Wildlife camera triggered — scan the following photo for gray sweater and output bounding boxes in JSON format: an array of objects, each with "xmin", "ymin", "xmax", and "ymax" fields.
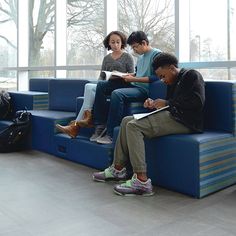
[{"xmin": 99, "ymin": 52, "xmax": 134, "ymax": 80}]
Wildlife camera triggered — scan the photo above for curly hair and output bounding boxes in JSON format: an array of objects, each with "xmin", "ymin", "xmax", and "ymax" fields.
[{"xmin": 103, "ymin": 31, "xmax": 127, "ymax": 50}]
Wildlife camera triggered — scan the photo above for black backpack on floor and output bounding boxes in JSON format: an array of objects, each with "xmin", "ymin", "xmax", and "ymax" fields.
[{"xmin": 0, "ymin": 110, "xmax": 32, "ymax": 152}]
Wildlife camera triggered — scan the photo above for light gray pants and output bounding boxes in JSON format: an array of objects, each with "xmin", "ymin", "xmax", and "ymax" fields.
[
  {"xmin": 75, "ymin": 83, "xmax": 97, "ymax": 121},
  {"xmin": 113, "ymin": 111, "xmax": 191, "ymax": 173}
]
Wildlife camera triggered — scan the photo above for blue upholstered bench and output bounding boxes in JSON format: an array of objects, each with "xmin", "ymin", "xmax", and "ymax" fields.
[
  {"xmin": 29, "ymin": 78, "xmax": 51, "ymax": 92},
  {"xmin": 9, "ymin": 78, "xmax": 51, "ymax": 112},
  {"xmin": 111, "ymin": 80, "xmax": 236, "ymax": 198},
  {"xmin": 53, "ymin": 79, "xmax": 236, "ymax": 198},
  {"xmin": 137, "ymin": 80, "xmax": 236, "ymax": 198},
  {"xmin": 0, "ymin": 120, "xmax": 14, "ymax": 131},
  {"xmin": 27, "ymin": 79, "xmax": 90, "ymax": 154},
  {"xmin": 0, "ymin": 78, "xmax": 50, "ymax": 132},
  {"xmin": 8, "ymin": 78, "xmax": 236, "ymax": 198},
  {"xmin": 54, "ymin": 83, "xmax": 150, "ymax": 170}
]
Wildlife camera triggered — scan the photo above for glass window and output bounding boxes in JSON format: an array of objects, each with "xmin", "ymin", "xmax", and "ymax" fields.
[
  {"xmin": 29, "ymin": 71, "xmax": 54, "ymax": 78},
  {"xmin": 180, "ymin": 0, "xmax": 236, "ymax": 63},
  {"xmin": 118, "ymin": 0, "xmax": 175, "ymax": 53},
  {"xmin": 230, "ymin": 0, "xmax": 236, "ymax": 60},
  {"xmin": 198, "ymin": 68, "xmax": 229, "ymax": 80},
  {"xmin": 0, "ymin": 71, "xmax": 17, "ymax": 91},
  {"xmin": 0, "ymin": 0, "xmax": 17, "ymax": 67},
  {"xmin": 29, "ymin": 0, "xmax": 55, "ymax": 66},
  {"xmin": 67, "ymin": 70, "xmax": 99, "ymax": 80},
  {"xmin": 230, "ymin": 68, "xmax": 236, "ymax": 80},
  {"xmin": 67, "ymin": 0, "xmax": 105, "ymax": 65},
  {"xmin": 190, "ymin": 0, "xmax": 227, "ymax": 62}
]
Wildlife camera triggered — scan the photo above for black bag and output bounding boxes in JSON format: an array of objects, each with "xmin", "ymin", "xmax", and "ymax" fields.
[
  {"xmin": 0, "ymin": 110, "xmax": 32, "ymax": 152},
  {"xmin": 0, "ymin": 90, "xmax": 13, "ymax": 119}
]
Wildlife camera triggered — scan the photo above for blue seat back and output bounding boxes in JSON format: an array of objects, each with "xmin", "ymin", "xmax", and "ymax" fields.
[
  {"xmin": 149, "ymin": 80, "xmax": 167, "ymax": 99},
  {"xmin": 204, "ymin": 81, "xmax": 236, "ymax": 134},
  {"xmin": 148, "ymin": 80, "xmax": 236, "ymax": 134},
  {"xmin": 29, "ymin": 78, "xmax": 51, "ymax": 92},
  {"xmin": 49, "ymin": 79, "xmax": 90, "ymax": 112}
]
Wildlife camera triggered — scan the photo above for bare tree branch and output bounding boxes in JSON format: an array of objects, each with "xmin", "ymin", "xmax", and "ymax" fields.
[
  {"xmin": 0, "ymin": 18, "xmax": 12, "ymax": 23},
  {"xmin": 0, "ymin": 7, "xmax": 10, "ymax": 16},
  {"xmin": 119, "ymin": 0, "xmax": 174, "ymax": 52},
  {"xmin": 0, "ymin": 35, "xmax": 16, "ymax": 49},
  {"xmin": 0, "ymin": 0, "xmax": 174, "ymax": 66}
]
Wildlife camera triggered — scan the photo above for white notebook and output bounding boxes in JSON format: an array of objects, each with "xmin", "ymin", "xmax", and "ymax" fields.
[
  {"xmin": 133, "ymin": 105, "xmax": 169, "ymax": 120},
  {"xmin": 101, "ymin": 71, "xmax": 129, "ymax": 80}
]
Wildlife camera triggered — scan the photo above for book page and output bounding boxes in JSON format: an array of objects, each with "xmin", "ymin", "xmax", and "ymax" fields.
[
  {"xmin": 133, "ymin": 105, "xmax": 169, "ymax": 120},
  {"xmin": 111, "ymin": 71, "xmax": 129, "ymax": 78},
  {"xmin": 101, "ymin": 71, "xmax": 113, "ymax": 80},
  {"xmin": 101, "ymin": 71, "xmax": 129, "ymax": 80}
]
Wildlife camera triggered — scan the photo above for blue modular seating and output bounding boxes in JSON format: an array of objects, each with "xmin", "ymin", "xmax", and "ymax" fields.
[
  {"xmin": 28, "ymin": 79, "xmax": 90, "ymax": 154},
  {"xmin": 1, "ymin": 78, "xmax": 236, "ymax": 198},
  {"xmin": 0, "ymin": 120, "xmax": 14, "ymax": 130},
  {"xmin": 0, "ymin": 78, "xmax": 51, "ymax": 133},
  {"xmin": 9, "ymin": 78, "xmax": 51, "ymax": 112},
  {"xmin": 143, "ymin": 80, "xmax": 236, "ymax": 198},
  {"xmin": 29, "ymin": 78, "xmax": 51, "ymax": 92},
  {"xmin": 10, "ymin": 91, "xmax": 49, "ymax": 112}
]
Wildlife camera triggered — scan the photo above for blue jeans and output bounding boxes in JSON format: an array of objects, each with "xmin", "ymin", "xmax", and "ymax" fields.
[{"xmin": 92, "ymin": 80, "xmax": 148, "ymax": 136}]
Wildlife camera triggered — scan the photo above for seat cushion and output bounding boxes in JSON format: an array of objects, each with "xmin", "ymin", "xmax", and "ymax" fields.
[{"xmin": 49, "ymin": 79, "xmax": 90, "ymax": 112}]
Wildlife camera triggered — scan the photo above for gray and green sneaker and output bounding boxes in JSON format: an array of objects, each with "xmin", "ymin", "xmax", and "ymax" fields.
[
  {"xmin": 92, "ymin": 165, "xmax": 127, "ymax": 182},
  {"xmin": 113, "ymin": 174, "xmax": 154, "ymax": 196}
]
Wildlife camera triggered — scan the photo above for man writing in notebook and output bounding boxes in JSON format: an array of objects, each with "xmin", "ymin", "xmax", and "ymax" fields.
[{"xmin": 92, "ymin": 52, "xmax": 205, "ymax": 196}]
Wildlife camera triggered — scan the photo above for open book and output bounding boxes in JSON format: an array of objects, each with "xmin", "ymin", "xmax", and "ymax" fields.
[
  {"xmin": 133, "ymin": 105, "xmax": 169, "ymax": 120},
  {"xmin": 101, "ymin": 70, "xmax": 129, "ymax": 80}
]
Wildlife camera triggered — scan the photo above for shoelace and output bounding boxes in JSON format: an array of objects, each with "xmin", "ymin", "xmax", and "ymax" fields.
[{"xmin": 98, "ymin": 128, "xmax": 107, "ymax": 137}]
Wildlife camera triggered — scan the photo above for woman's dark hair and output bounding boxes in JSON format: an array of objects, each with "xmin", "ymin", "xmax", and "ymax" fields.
[
  {"xmin": 127, "ymin": 31, "xmax": 149, "ymax": 45},
  {"xmin": 152, "ymin": 52, "xmax": 179, "ymax": 71},
  {"xmin": 103, "ymin": 31, "xmax": 127, "ymax": 50}
]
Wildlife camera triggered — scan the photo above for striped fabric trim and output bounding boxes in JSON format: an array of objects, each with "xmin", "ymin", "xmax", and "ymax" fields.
[
  {"xmin": 199, "ymin": 83, "xmax": 236, "ymax": 197},
  {"xmin": 127, "ymin": 102, "xmax": 146, "ymax": 115},
  {"xmin": 33, "ymin": 94, "xmax": 49, "ymax": 110},
  {"xmin": 200, "ymin": 176, "xmax": 236, "ymax": 197},
  {"xmin": 199, "ymin": 136, "xmax": 236, "ymax": 197}
]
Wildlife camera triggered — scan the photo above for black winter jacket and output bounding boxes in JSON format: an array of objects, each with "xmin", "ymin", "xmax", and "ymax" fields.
[{"xmin": 166, "ymin": 68, "xmax": 205, "ymax": 132}]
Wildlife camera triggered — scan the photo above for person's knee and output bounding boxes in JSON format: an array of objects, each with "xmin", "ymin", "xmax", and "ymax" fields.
[
  {"xmin": 126, "ymin": 119, "xmax": 139, "ymax": 131},
  {"xmin": 85, "ymin": 83, "xmax": 96, "ymax": 90},
  {"xmin": 97, "ymin": 80, "xmax": 107, "ymax": 91},
  {"xmin": 111, "ymin": 90, "xmax": 124, "ymax": 102},
  {"xmin": 121, "ymin": 116, "xmax": 133, "ymax": 126}
]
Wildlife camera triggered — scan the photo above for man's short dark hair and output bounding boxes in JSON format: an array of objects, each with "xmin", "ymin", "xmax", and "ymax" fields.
[
  {"xmin": 103, "ymin": 31, "xmax": 127, "ymax": 50},
  {"xmin": 152, "ymin": 52, "xmax": 178, "ymax": 71},
  {"xmin": 127, "ymin": 31, "xmax": 149, "ymax": 45}
]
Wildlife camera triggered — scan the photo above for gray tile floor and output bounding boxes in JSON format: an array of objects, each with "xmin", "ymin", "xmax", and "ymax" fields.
[{"xmin": 0, "ymin": 150, "xmax": 235, "ymax": 236}]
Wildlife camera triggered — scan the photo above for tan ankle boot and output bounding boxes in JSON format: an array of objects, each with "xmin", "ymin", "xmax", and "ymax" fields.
[
  {"xmin": 56, "ymin": 121, "xmax": 80, "ymax": 138},
  {"xmin": 76, "ymin": 110, "xmax": 93, "ymax": 128}
]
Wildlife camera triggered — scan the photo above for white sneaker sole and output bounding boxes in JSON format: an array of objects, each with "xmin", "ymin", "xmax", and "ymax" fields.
[
  {"xmin": 113, "ymin": 188, "xmax": 155, "ymax": 196},
  {"xmin": 92, "ymin": 175, "xmax": 127, "ymax": 183},
  {"xmin": 90, "ymin": 128, "xmax": 107, "ymax": 142}
]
